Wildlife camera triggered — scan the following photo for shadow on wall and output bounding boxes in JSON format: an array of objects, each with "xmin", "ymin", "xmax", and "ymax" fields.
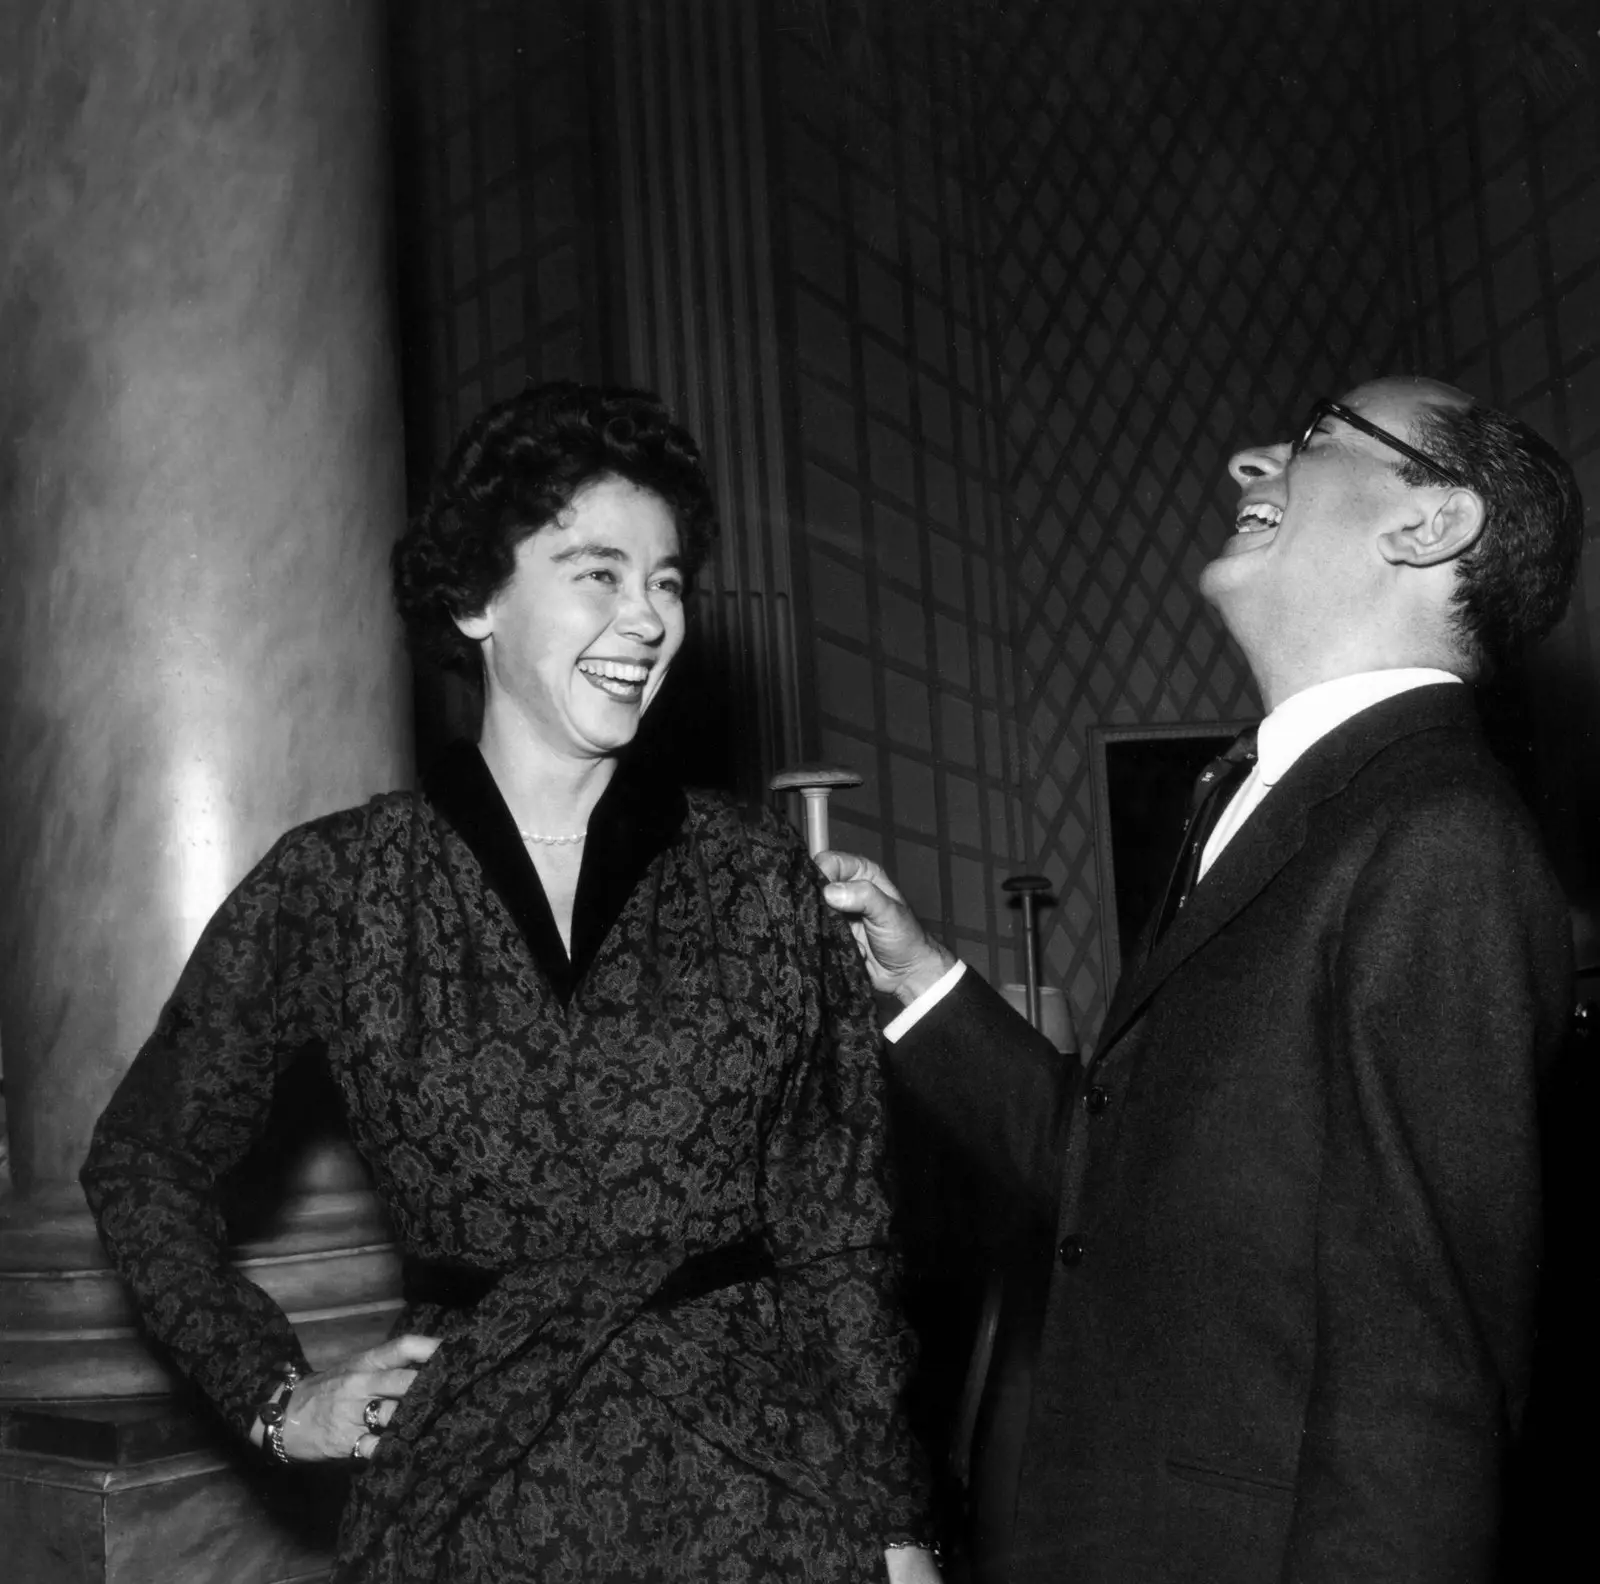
[
  {"xmin": 627, "ymin": 623, "xmax": 750, "ymax": 800},
  {"xmin": 1501, "ymin": 899, "xmax": 1597, "ymax": 1577},
  {"xmin": 1476, "ymin": 639, "xmax": 1600, "ymax": 906}
]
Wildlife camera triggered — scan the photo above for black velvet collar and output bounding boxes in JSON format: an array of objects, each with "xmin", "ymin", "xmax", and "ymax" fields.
[{"xmin": 421, "ymin": 741, "xmax": 689, "ymax": 1004}]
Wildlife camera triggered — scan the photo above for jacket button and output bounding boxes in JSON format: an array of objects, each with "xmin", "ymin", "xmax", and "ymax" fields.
[
  {"xmin": 1084, "ymin": 1085, "xmax": 1110, "ymax": 1115},
  {"xmin": 1057, "ymin": 1234, "xmax": 1085, "ymax": 1267}
]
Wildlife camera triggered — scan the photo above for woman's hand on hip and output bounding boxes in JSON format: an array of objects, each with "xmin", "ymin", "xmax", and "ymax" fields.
[{"xmin": 269, "ymin": 1333, "xmax": 440, "ymax": 1463}]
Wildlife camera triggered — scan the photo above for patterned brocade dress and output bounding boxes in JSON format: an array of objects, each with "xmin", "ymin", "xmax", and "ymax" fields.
[{"xmin": 81, "ymin": 744, "xmax": 929, "ymax": 1581}]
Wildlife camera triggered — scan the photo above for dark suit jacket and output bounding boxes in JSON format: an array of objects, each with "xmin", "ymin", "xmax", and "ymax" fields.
[{"xmin": 890, "ymin": 684, "xmax": 1571, "ymax": 1583}]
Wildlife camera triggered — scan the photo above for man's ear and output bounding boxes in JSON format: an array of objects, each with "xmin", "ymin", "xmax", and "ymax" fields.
[{"xmin": 1377, "ymin": 489, "xmax": 1486, "ymax": 567}]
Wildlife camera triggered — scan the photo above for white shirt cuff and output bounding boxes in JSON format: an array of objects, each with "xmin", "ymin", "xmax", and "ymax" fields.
[{"xmin": 882, "ymin": 960, "xmax": 967, "ymax": 1043}]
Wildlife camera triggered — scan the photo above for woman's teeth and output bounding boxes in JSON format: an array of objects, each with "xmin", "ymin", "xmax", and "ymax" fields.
[{"xmin": 578, "ymin": 659, "xmax": 650, "ymax": 699}]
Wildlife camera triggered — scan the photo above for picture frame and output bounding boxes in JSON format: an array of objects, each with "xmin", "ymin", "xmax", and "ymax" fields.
[{"xmin": 1088, "ymin": 720, "xmax": 1255, "ymax": 989}]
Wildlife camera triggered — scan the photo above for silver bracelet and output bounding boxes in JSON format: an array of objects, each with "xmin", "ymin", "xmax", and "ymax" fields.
[{"xmin": 256, "ymin": 1363, "xmax": 303, "ymax": 1464}]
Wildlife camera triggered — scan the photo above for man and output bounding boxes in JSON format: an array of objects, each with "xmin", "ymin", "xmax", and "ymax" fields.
[{"xmin": 821, "ymin": 378, "xmax": 1582, "ymax": 1582}]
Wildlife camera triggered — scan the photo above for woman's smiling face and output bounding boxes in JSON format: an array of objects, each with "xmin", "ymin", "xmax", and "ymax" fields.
[{"xmin": 456, "ymin": 475, "xmax": 687, "ymax": 760}]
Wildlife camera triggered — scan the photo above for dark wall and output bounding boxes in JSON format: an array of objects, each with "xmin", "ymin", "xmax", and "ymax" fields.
[{"xmin": 388, "ymin": 0, "xmax": 602, "ymax": 464}]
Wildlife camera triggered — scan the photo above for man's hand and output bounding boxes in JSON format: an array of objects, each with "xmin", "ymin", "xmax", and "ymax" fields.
[{"xmin": 816, "ymin": 850, "xmax": 957, "ymax": 1005}]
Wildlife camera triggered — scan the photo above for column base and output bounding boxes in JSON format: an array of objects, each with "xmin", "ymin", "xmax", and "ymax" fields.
[
  {"xmin": 0, "ymin": 1399, "xmax": 346, "ymax": 1584},
  {"xmin": 0, "ymin": 1168, "xmax": 404, "ymax": 1400}
]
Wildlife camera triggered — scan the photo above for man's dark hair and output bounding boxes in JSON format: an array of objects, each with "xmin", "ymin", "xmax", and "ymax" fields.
[
  {"xmin": 392, "ymin": 381, "xmax": 717, "ymax": 683},
  {"xmin": 1398, "ymin": 402, "xmax": 1583, "ymax": 676}
]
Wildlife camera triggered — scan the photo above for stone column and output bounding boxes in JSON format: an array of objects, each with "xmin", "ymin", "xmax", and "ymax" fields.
[{"xmin": 0, "ymin": 3, "xmax": 406, "ymax": 1577}]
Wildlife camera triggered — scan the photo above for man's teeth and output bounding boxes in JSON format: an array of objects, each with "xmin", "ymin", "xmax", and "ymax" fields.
[
  {"xmin": 1235, "ymin": 503, "xmax": 1283, "ymax": 534},
  {"xmin": 578, "ymin": 659, "xmax": 650, "ymax": 683}
]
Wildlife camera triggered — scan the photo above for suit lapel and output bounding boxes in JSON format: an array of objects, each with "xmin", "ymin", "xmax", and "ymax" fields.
[
  {"xmin": 1094, "ymin": 683, "xmax": 1476, "ymax": 1062},
  {"xmin": 1098, "ymin": 774, "xmax": 1309, "ymax": 1055}
]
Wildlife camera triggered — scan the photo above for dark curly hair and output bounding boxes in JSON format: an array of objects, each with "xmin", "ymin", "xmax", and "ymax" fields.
[
  {"xmin": 1397, "ymin": 402, "xmax": 1583, "ymax": 677},
  {"xmin": 392, "ymin": 381, "xmax": 717, "ymax": 682}
]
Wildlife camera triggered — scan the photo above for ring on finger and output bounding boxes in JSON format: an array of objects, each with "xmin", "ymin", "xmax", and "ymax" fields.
[
  {"xmin": 350, "ymin": 1436, "xmax": 367, "ymax": 1461},
  {"xmin": 363, "ymin": 1398, "xmax": 384, "ymax": 1435}
]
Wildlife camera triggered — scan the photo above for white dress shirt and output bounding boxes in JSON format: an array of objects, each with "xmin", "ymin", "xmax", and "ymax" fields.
[
  {"xmin": 886, "ymin": 668, "xmax": 1462, "ymax": 1042},
  {"xmin": 1198, "ymin": 668, "xmax": 1461, "ymax": 879},
  {"xmin": 882, "ymin": 957, "xmax": 967, "ymax": 1042}
]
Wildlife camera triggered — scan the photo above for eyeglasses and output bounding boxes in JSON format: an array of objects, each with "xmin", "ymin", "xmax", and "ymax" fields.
[{"xmin": 1290, "ymin": 398, "xmax": 1466, "ymax": 487}]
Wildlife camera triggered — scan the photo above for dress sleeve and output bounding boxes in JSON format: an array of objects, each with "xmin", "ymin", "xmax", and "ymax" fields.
[
  {"xmin": 755, "ymin": 820, "xmax": 932, "ymax": 1562},
  {"xmin": 1282, "ymin": 794, "xmax": 1567, "ymax": 1581},
  {"xmin": 79, "ymin": 818, "xmax": 357, "ymax": 1437}
]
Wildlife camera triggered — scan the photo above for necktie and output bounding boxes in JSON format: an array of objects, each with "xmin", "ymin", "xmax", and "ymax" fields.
[{"xmin": 1152, "ymin": 726, "xmax": 1258, "ymax": 942}]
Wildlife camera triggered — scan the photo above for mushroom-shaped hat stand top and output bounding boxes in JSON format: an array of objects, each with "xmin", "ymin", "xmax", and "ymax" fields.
[{"xmin": 769, "ymin": 763, "xmax": 864, "ymax": 857}]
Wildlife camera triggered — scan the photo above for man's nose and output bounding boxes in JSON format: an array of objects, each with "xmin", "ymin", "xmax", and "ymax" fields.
[{"xmin": 1228, "ymin": 441, "xmax": 1291, "ymax": 485}]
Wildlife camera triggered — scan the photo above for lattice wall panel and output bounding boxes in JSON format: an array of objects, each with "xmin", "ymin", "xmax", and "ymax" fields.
[
  {"xmin": 772, "ymin": 5, "xmax": 1031, "ymax": 984},
  {"xmin": 971, "ymin": 0, "xmax": 1410, "ymax": 1036}
]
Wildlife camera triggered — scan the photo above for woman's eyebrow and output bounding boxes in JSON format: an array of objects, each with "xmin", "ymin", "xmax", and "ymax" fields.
[{"xmin": 549, "ymin": 540, "xmax": 628, "ymax": 563}]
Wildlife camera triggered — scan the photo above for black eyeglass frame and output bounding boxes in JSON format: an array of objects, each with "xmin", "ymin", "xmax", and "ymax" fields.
[{"xmin": 1291, "ymin": 398, "xmax": 1467, "ymax": 487}]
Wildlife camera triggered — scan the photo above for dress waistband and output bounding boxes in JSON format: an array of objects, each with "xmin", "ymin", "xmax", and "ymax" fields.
[{"xmin": 404, "ymin": 1234, "xmax": 775, "ymax": 1314}]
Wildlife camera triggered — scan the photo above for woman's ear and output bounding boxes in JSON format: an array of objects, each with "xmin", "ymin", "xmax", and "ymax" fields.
[
  {"xmin": 1378, "ymin": 488, "xmax": 1486, "ymax": 567},
  {"xmin": 453, "ymin": 606, "xmax": 492, "ymax": 642}
]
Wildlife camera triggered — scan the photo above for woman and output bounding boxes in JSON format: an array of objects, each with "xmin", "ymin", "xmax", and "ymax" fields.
[{"xmin": 81, "ymin": 383, "xmax": 939, "ymax": 1581}]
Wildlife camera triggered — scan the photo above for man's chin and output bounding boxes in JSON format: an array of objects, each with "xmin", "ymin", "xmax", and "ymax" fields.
[{"xmin": 1197, "ymin": 546, "xmax": 1262, "ymax": 610}]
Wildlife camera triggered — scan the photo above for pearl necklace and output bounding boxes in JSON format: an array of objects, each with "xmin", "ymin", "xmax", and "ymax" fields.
[{"xmin": 518, "ymin": 828, "xmax": 588, "ymax": 846}]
